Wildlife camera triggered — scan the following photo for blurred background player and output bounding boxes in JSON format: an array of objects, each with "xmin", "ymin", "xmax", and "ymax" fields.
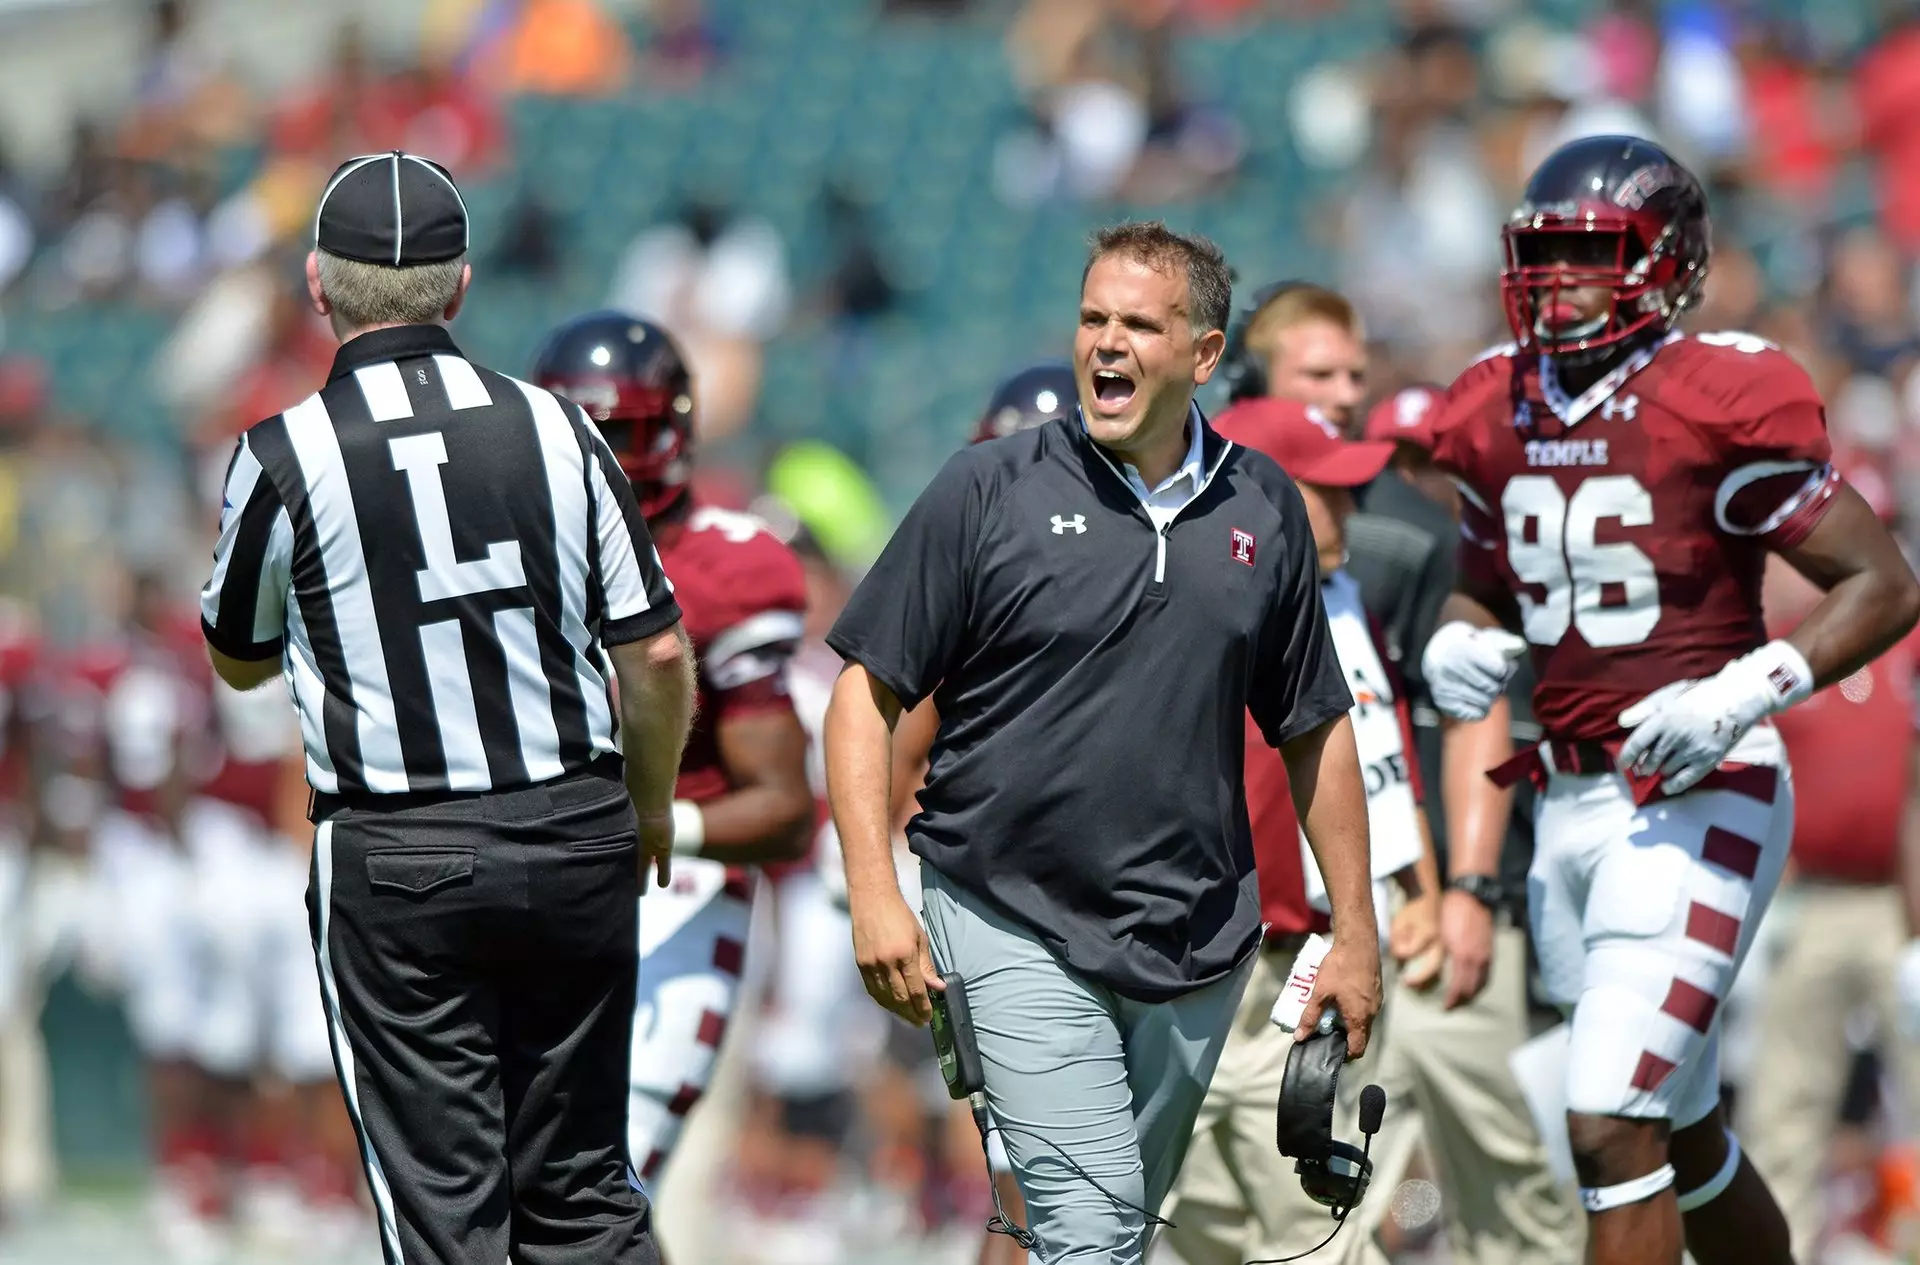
[
  {"xmin": 185, "ymin": 666, "xmax": 360, "ymax": 1254},
  {"xmin": 55, "ymin": 572, "xmax": 216, "ymax": 1255},
  {"xmin": 1425, "ymin": 134, "xmax": 1920, "ymax": 1265},
  {"xmin": 532, "ymin": 312, "xmax": 814, "ymax": 1215},
  {"xmin": 728, "ymin": 510, "xmax": 879, "ymax": 1261},
  {"xmin": 1743, "ymin": 546, "xmax": 1920, "ymax": 1261},
  {"xmin": 1160, "ymin": 394, "xmax": 1438, "ymax": 1265},
  {"xmin": 0, "ymin": 599, "xmax": 45, "ymax": 1222}
]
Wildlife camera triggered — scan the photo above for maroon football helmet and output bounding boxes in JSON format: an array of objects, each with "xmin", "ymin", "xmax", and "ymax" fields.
[
  {"xmin": 1501, "ymin": 135, "xmax": 1711, "ymax": 361},
  {"xmin": 532, "ymin": 311, "xmax": 695, "ymax": 520}
]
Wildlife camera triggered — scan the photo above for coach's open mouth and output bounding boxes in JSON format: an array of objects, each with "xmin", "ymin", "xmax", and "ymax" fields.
[{"xmin": 1091, "ymin": 369, "xmax": 1136, "ymax": 414}]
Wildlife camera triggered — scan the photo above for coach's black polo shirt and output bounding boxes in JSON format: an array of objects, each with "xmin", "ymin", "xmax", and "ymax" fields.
[{"xmin": 828, "ymin": 408, "xmax": 1351, "ymax": 1001}]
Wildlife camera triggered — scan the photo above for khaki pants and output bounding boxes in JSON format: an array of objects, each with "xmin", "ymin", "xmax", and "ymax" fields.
[
  {"xmin": 1156, "ymin": 945, "xmax": 1420, "ymax": 1265},
  {"xmin": 1386, "ymin": 926, "xmax": 1582, "ymax": 1265},
  {"xmin": 1744, "ymin": 882, "xmax": 1920, "ymax": 1263}
]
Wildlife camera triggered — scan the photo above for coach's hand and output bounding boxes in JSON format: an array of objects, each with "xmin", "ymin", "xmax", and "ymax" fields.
[
  {"xmin": 636, "ymin": 810, "xmax": 674, "ymax": 887},
  {"xmin": 1298, "ymin": 933, "xmax": 1381, "ymax": 1060},
  {"xmin": 852, "ymin": 890, "xmax": 944, "ymax": 1026}
]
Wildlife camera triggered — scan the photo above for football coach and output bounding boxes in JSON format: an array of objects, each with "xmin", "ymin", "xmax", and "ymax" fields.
[
  {"xmin": 200, "ymin": 152, "xmax": 693, "ymax": 1265},
  {"xmin": 823, "ymin": 221, "xmax": 1382, "ymax": 1263}
]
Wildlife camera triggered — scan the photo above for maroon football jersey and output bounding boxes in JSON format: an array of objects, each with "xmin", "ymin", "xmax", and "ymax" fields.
[
  {"xmin": 53, "ymin": 629, "xmax": 208, "ymax": 820},
  {"xmin": 1431, "ymin": 332, "xmax": 1839, "ymax": 740},
  {"xmin": 654, "ymin": 501, "xmax": 808, "ymax": 807}
]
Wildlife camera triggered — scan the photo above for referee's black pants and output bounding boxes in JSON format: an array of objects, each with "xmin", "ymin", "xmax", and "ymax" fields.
[{"xmin": 307, "ymin": 760, "xmax": 660, "ymax": 1265}]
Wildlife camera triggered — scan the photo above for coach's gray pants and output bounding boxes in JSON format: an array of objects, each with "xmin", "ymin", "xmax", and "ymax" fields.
[{"xmin": 920, "ymin": 866, "xmax": 1254, "ymax": 1265}]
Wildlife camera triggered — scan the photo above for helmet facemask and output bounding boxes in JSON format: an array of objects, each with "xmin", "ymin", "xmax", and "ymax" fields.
[
  {"xmin": 568, "ymin": 383, "xmax": 694, "ymax": 520},
  {"xmin": 1501, "ymin": 211, "xmax": 1708, "ymax": 367}
]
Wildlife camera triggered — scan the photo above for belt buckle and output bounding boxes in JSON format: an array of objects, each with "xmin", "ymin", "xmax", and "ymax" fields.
[{"xmin": 1538, "ymin": 742, "xmax": 1558, "ymax": 777}]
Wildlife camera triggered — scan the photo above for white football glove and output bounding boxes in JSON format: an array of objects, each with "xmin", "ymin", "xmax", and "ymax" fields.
[
  {"xmin": 1423, "ymin": 621, "xmax": 1529, "ymax": 720},
  {"xmin": 1617, "ymin": 640, "xmax": 1813, "ymax": 795},
  {"xmin": 1897, "ymin": 939, "xmax": 1920, "ymax": 1041}
]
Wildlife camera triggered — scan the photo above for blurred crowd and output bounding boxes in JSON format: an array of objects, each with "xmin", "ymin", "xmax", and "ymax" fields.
[{"xmin": 0, "ymin": 0, "xmax": 1918, "ymax": 1263}]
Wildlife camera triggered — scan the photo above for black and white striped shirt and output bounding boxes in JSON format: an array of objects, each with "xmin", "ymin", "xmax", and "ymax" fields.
[{"xmin": 201, "ymin": 324, "xmax": 681, "ymax": 798}]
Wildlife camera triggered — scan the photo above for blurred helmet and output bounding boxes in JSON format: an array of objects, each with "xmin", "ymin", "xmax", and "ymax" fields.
[
  {"xmin": 1501, "ymin": 135, "xmax": 1710, "ymax": 361},
  {"xmin": 973, "ymin": 362, "xmax": 1077, "ymax": 444},
  {"xmin": 532, "ymin": 311, "xmax": 695, "ymax": 520}
]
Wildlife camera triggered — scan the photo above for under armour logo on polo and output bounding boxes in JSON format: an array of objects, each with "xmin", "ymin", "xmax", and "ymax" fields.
[{"xmin": 1051, "ymin": 514, "xmax": 1086, "ymax": 535}]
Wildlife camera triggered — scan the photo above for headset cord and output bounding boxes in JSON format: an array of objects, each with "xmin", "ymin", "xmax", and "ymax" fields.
[
  {"xmin": 968, "ymin": 1099, "xmax": 1175, "ymax": 1250},
  {"xmin": 1241, "ymin": 1127, "xmax": 1376, "ymax": 1265}
]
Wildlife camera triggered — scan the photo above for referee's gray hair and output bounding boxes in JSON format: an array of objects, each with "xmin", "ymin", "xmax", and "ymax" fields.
[
  {"xmin": 315, "ymin": 249, "xmax": 467, "ymax": 329},
  {"xmin": 1084, "ymin": 220, "xmax": 1232, "ymax": 338}
]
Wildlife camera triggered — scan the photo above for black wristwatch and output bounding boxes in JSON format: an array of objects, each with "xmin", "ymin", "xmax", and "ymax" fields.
[{"xmin": 1448, "ymin": 874, "xmax": 1506, "ymax": 910}]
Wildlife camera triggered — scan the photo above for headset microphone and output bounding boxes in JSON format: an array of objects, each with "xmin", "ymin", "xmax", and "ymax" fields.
[{"xmin": 1358, "ymin": 1084, "xmax": 1386, "ymax": 1135}]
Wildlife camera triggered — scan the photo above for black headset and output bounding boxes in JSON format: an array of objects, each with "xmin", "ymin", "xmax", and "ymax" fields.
[
  {"xmin": 1249, "ymin": 1017, "xmax": 1387, "ymax": 1263},
  {"xmin": 1219, "ymin": 278, "xmax": 1311, "ymax": 404}
]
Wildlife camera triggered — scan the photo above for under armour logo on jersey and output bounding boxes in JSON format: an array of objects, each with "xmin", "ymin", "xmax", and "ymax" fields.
[
  {"xmin": 1230, "ymin": 527, "xmax": 1256, "ymax": 565},
  {"xmin": 1051, "ymin": 514, "xmax": 1087, "ymax": 535},
  {"xmin": 1600, "ymin": 395, "xmax": 1639, "ymax": 421}
]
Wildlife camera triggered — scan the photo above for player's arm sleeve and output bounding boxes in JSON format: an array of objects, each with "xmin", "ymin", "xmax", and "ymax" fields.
[
  {"xmin": 582, "ymin": 411, "xmax": 684, "ymax": 646},
  {"xmin": 1427, "ymin": 398, "xmax": 1515, "ymax": 614},
  {"xmin": 1703, "ymin": 356, "xmax": 1840, "ymax": 551},
  {"xmin": 707, "ymin": 607, "xmax": 806, "ymax": 718},
  {"xmin": 826, "ymin": 450, "xmax": 984, "ymax": 711},
  {"xmin": 201, "ymin": 433, "xmax": 293, "ymax": 662},
  {"xmin": 1250, "ymin": 482, "xmax": 1355, "ymax": 748}
]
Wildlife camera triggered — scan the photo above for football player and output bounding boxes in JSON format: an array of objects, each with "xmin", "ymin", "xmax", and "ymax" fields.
[
  {"xmin": 1422, "ymin": 135, "xmax": 1920, "ymax": 1265},
  {"xmin": 64, "ymin": 573, "xmax": 223, "ymax": 1253},
  {"xmin": 532, "ymin": 313, "xmax": 814, "ymax": 1208}
]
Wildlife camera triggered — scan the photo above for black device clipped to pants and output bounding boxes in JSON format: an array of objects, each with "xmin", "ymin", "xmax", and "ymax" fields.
[{"xmin": 929, "ymin": 970, "xmax": 1174, "ymax": 1251}]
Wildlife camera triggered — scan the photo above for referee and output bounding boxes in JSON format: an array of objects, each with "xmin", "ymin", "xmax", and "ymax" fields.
[
  {"xmin": 824, "ymin": 221, "xmax": 1381, "ymax": 1264},
  {"xmin": 200, "ymin": 151, "xmax": 693, "ymax": 1265}
]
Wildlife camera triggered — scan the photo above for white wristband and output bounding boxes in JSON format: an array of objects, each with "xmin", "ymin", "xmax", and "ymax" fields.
[
  {"xmin": 1748, "ymin": 639, "xmax": 1815, "ymax": 712},
  {"xmin": 670, "ymin": 799, "xmax": 705, "ymax": 857}
]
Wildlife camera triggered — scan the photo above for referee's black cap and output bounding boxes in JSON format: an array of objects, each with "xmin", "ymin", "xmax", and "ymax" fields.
[{"xmin": 314, "ymin": 151, "xmax": 469, "ymax": 268}]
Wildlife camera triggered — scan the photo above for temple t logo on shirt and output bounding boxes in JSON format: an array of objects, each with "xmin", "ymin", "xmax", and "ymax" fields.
[{"xmin": 1230, "ymin": 528, "xmax": 1256, "ymax": 566}]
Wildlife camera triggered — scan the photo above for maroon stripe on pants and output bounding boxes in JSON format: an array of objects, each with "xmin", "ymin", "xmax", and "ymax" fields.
[
  {"xmin": 666, "ymin": 1084, "xmax": 701, "ymax": 1117},
  {"xmin": 696, "ymin": 1008, "xmax": 728, "ymax": 1049},
  {"xmin": 1632, "ymin": 1051, "xmax": 1678, "ymax": 1092},
  {"xmin": 1701, "ymin": 826, "xmax": 1761, "ymax": 879},
  {"xmin": 1690, "ymin": 764, "xmax": 1778, "ymax": 804},
  {"xmin": 1685, "ymin": 902, "xmax": 1741, "ymax": 956},
  {"xmin": 1659, "ymin": 978, "xmax": 1719, "ymax": 1034},
  {"xmin": 713, "ymin": 936, "xmax": 745, "ymax": 976}
]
